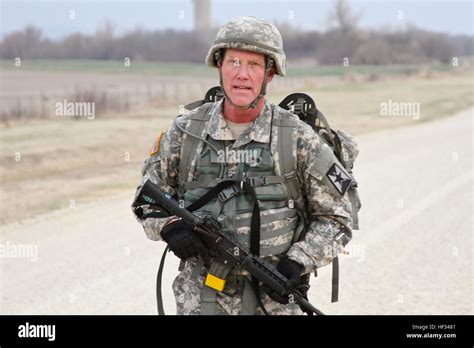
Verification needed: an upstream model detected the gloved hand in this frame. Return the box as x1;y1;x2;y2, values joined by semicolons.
160;219;209;260
263;256;304;304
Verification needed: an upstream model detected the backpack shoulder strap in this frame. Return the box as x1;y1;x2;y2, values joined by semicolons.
272;105;301;201
177;103;214;193
272;105;299;175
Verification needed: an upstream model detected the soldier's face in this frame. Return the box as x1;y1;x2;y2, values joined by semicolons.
220;48;274;107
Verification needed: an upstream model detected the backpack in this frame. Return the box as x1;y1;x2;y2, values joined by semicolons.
277;92;361;230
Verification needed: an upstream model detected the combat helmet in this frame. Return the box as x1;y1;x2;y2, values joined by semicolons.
205;16;286;109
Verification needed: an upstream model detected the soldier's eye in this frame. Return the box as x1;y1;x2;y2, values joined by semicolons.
232;58;240;67
249;62;262;69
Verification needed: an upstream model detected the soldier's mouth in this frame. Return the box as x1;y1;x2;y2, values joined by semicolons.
232;86;252;92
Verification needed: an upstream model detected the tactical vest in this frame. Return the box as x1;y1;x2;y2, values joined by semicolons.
177;102;306;258
154;99;357;314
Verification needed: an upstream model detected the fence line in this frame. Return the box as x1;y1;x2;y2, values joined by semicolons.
0;77;321;120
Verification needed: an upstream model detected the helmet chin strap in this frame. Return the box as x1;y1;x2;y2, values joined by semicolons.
218;56;273;110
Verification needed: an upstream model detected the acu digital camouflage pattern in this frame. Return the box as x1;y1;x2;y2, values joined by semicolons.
206;16;286;76
132;99;353;315
172;261;303;315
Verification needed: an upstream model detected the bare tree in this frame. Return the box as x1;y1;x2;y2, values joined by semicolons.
1;26;43;58
327;0;360;34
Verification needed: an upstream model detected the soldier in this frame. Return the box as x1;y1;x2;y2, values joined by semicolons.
132;16;353;315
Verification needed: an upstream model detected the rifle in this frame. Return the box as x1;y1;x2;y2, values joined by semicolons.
136;179;324;315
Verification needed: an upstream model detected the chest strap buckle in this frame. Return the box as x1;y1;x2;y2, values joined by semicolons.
217;184;241;202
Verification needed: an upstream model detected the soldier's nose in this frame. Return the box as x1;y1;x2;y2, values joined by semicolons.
235;65;250;79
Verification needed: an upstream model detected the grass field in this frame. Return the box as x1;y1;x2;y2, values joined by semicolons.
0;59;461;77
0;61;473;224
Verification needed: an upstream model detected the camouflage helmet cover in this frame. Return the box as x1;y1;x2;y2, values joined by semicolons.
206;16;286;76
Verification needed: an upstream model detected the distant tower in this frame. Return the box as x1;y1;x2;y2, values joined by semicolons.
193;0;211;32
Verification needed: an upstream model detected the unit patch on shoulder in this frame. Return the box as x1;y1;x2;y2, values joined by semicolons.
326;163;352;195
149;132;164;156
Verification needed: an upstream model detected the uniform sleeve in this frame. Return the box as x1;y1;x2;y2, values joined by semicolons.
131;117;186;241
286;124;353;274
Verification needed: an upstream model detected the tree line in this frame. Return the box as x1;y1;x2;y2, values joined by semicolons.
1;22;472;65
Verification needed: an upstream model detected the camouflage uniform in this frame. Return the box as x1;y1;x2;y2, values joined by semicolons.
132;17;353;315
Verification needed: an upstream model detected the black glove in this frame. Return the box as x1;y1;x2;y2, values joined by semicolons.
263;257;304;304
160;220;209;260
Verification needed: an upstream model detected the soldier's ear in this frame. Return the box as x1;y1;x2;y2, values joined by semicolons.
267;67;276;82
216;49;226;67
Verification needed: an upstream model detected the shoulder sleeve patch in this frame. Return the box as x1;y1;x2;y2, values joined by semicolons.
149;132;164;156
306;141;352;196
326;163;352;195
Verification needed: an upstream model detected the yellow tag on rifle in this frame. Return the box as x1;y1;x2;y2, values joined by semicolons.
205;273;226;292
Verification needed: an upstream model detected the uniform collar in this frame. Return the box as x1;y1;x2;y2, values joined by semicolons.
207;99;272;148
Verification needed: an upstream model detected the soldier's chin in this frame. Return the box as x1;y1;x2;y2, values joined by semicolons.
229;95;254;107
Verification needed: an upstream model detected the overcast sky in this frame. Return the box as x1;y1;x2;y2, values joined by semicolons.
1;0;473;39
